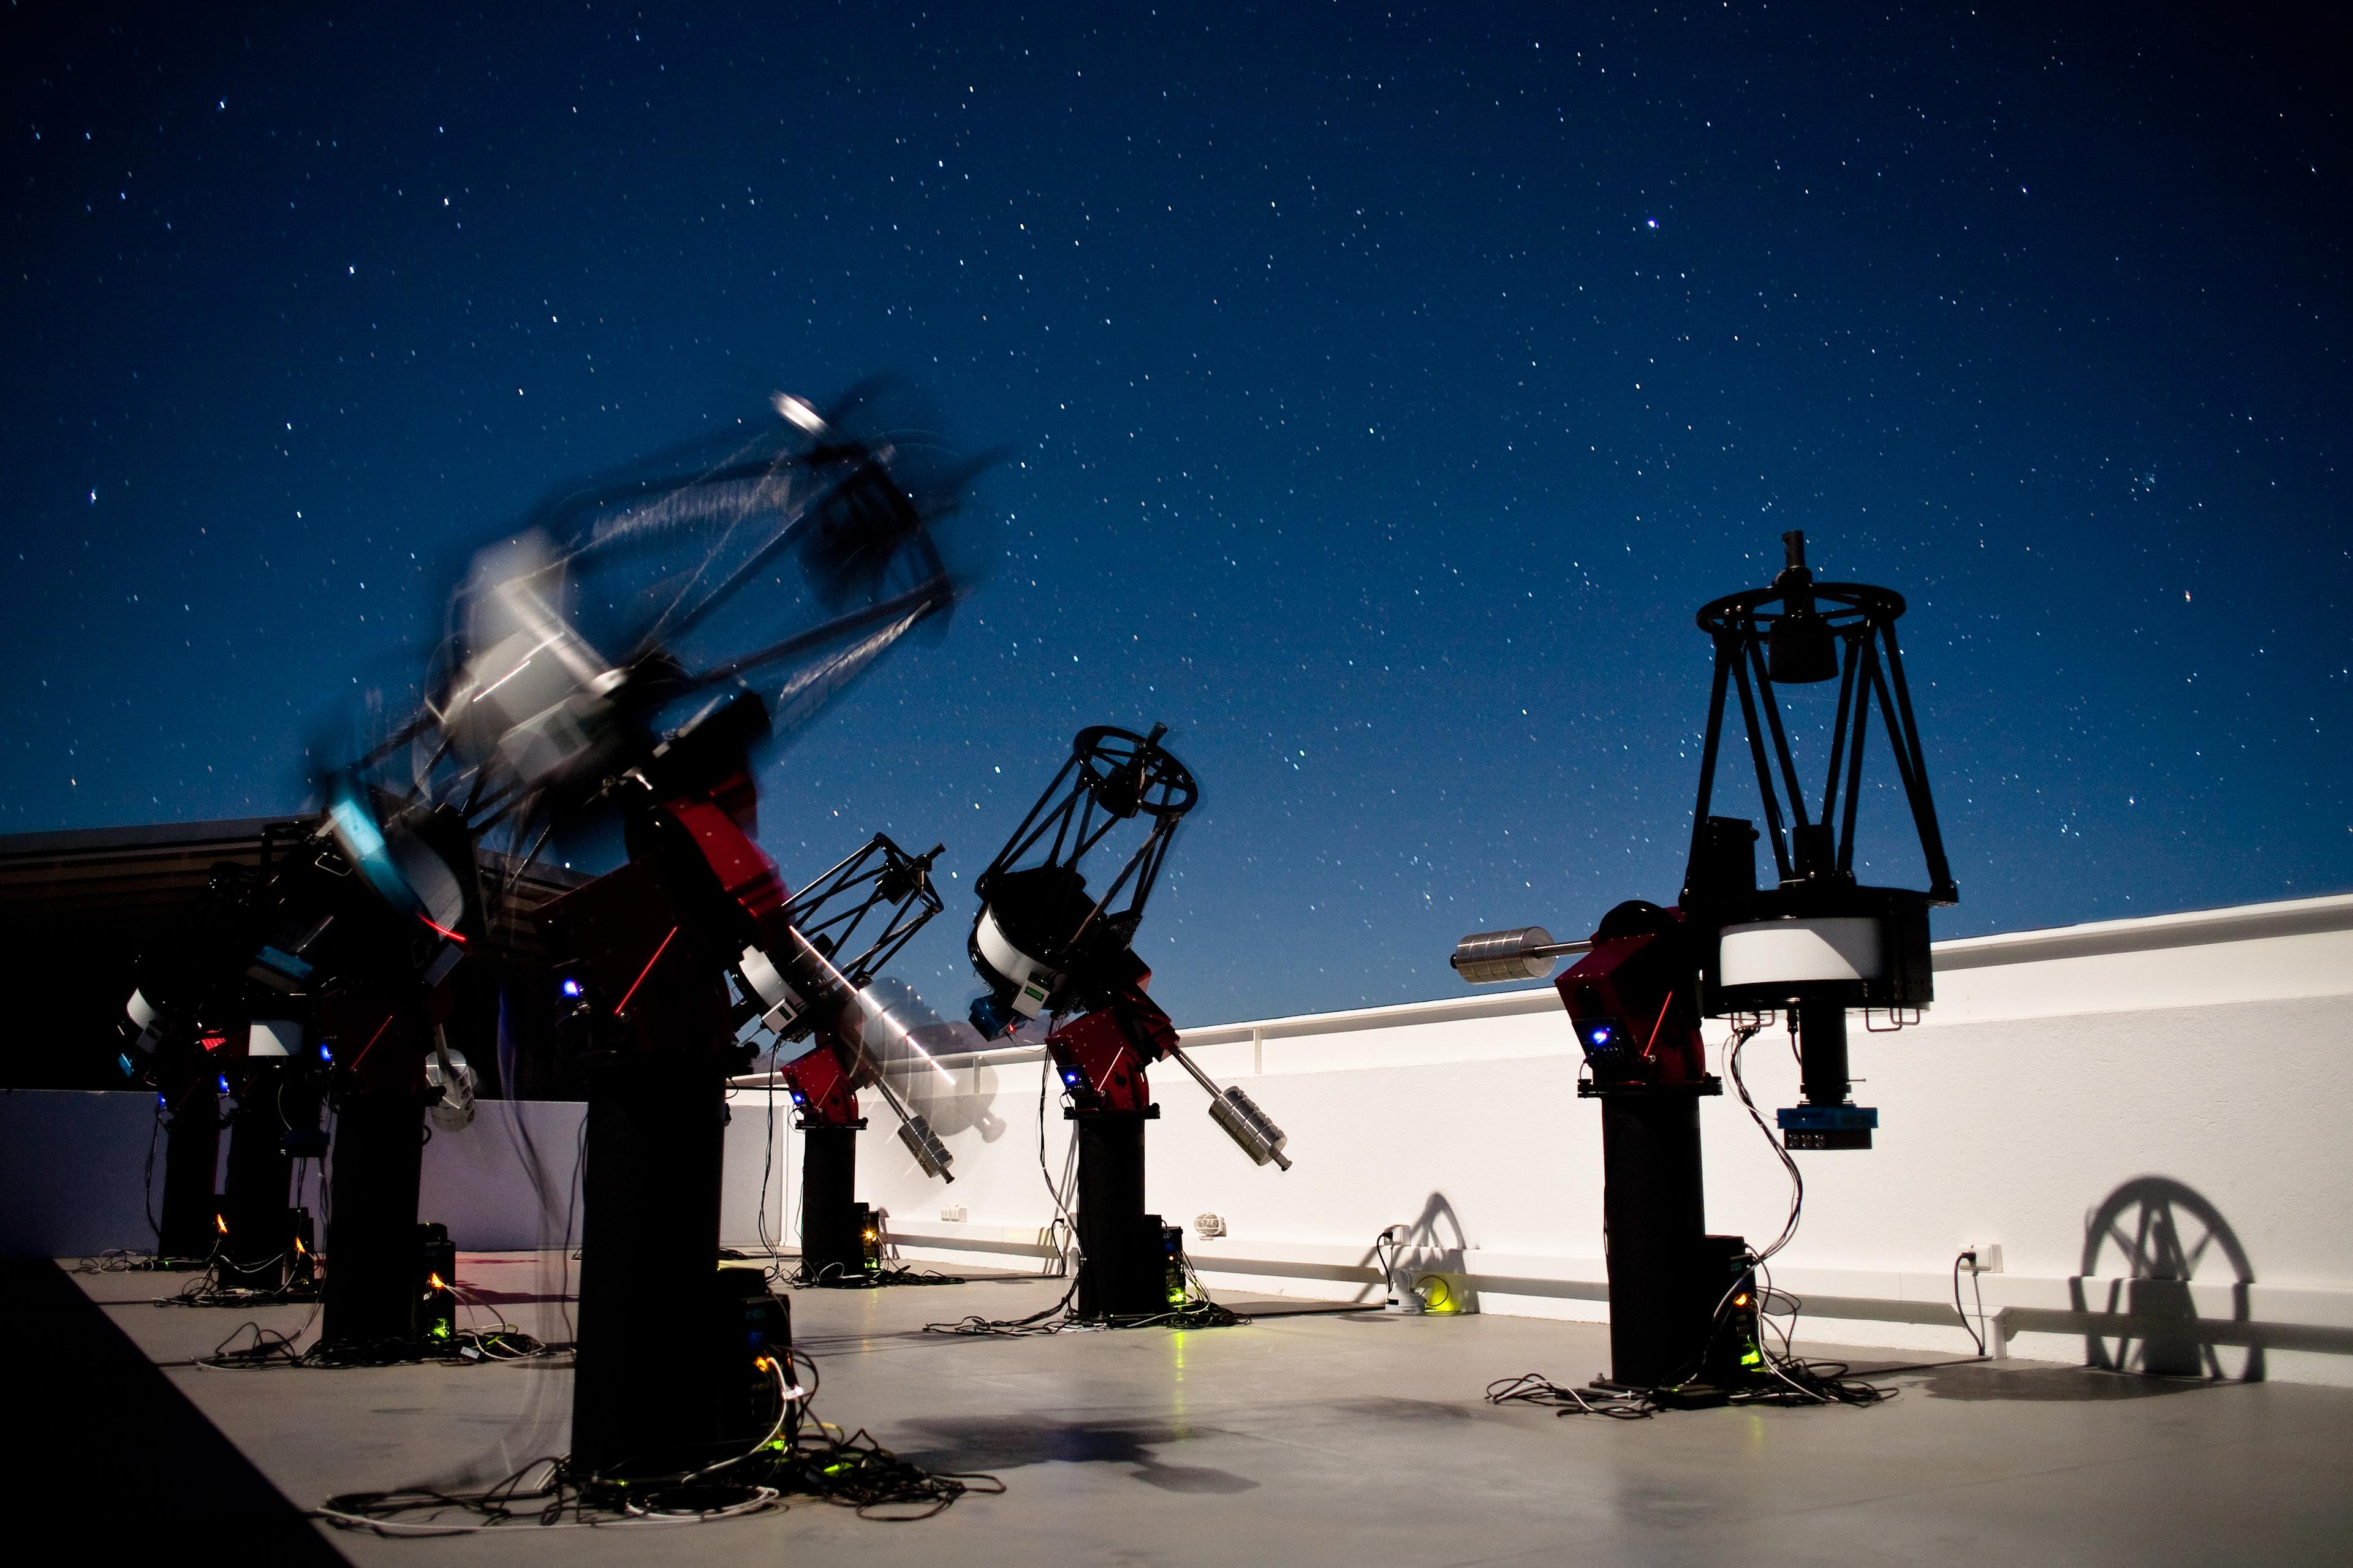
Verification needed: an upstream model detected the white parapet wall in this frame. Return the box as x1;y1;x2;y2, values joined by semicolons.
7;895;2347;1386
847;895;2353;1387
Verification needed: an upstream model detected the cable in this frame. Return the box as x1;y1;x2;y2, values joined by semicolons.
1488;1021;1895;1417
195;1312;559;1370
923;1273;1082;1336
314;1346;1000;1532
1725;1021;1803;1263
143;1103;163;1249
1035;1050;1080;1274
759;1069;782;1262
445;1284;564;1361
1048;1123;1081;1276
740;1053;789;1277
1373;1225;1403;1301
77;1248;166;1274
556;1107;586;1341
783;1257;969;1290
1952;1249;1988;1356
922;1237;1241;1336
148;1230;324;1307
1487;1374;1658;1420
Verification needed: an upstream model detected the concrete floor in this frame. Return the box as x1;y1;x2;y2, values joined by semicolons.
60;1251;2353;1566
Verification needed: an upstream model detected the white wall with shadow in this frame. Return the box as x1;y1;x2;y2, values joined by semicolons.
862;895;2353;1387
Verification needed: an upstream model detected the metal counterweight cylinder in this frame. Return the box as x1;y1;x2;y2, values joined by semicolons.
870;1070;954;1180
1452;926;1561;983
1165;1044;1293;1170
1207;1086;1292;1170
1450;926;1595;984
894;1115;955;1181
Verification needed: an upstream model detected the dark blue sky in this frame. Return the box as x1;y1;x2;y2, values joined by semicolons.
6;2;2348;1025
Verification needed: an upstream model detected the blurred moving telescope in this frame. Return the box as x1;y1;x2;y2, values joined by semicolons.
118;380;985;1466
376;382;980;856
968;723;1290;1319
513;384;985;1476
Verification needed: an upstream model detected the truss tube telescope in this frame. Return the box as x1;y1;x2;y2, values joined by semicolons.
730;833;956;1284
967;723;1290;1318
1682;529;1957;1148
1449;529;1957;1398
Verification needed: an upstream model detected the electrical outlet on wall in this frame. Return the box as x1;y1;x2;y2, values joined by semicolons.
941;1203;967;1223
1193;1213;1226;1238
1961;1242;2003;1273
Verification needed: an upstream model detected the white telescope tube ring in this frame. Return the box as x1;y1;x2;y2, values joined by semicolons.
974;906;1065;1018
1718;916;1886;988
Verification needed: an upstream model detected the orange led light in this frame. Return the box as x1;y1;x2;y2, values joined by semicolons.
428;1272;447;1291
214;1214;228;1234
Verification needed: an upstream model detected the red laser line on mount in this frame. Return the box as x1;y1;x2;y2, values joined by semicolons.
614;925;680;1016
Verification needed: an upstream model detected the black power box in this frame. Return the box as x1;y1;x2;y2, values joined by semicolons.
1159;1224;1189;1311
714;1264;797;1452
1697;1233;1764;1388
417;1221;457;1343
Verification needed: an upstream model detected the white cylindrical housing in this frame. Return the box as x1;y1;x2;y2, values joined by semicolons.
974;906;1065;1017
738;944;800;1011
1718;915;1886;988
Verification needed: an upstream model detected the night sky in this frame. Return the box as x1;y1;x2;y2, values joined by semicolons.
6;3;2348;1027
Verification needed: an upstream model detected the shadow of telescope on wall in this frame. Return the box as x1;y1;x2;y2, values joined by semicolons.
1922;1173;2353;1401
2072;1175;2264;1384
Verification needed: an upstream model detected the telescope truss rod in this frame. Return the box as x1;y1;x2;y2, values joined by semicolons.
680;577;954;694
1727;638;1795;881
635;480;812;657
1744;633;1814;833
783;836;944;986
1874;622;1958;902
1066;812;1177;950
1682;638;1737;906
